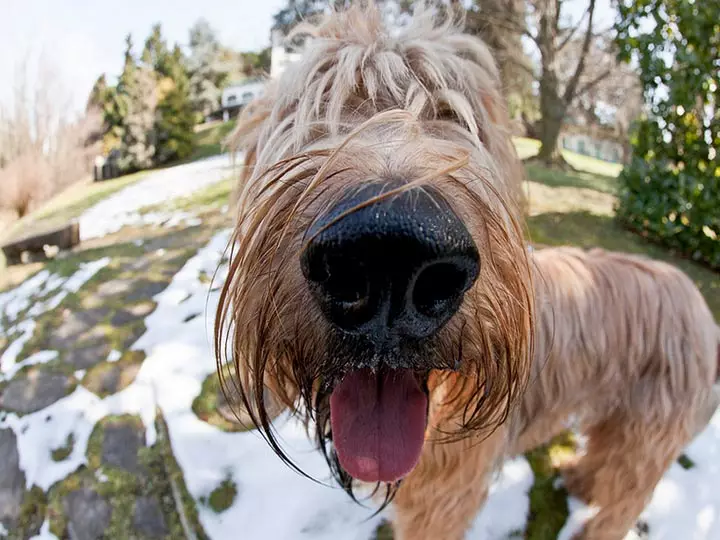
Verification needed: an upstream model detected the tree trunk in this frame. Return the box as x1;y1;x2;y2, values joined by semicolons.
536;71;568;168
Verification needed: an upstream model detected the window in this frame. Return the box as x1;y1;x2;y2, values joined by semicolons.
227;95;236;104
241;91;254;102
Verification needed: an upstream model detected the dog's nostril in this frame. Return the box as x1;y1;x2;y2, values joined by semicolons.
412;261;469;318
320;255;370;306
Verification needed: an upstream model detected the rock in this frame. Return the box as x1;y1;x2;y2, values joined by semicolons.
84;362;140;397
1;371;73;413
110;309;143;327
128;302;155;317
133;496;168;537
96;278;133;298
101;421;144;476
49;308;111;349
126;281;167;303
0;429;25;531
63;488;111;540
65;341;109;370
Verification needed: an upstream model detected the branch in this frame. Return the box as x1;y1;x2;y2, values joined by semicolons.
554;0;564;32
563;0;597;104
506;54;538;77
557;6;590;51
575;68;613;97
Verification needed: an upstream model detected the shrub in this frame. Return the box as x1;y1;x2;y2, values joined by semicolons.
614;0;719;269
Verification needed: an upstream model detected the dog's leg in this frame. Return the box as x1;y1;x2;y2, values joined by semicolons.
391;427;507;540
565;411;690;540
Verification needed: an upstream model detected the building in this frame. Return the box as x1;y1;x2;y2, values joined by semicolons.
220;79;265;120
560;127;624;164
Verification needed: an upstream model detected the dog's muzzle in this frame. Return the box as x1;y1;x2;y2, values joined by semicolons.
301;184;479;347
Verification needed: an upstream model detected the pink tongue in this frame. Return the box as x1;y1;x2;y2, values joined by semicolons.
330;369;427;483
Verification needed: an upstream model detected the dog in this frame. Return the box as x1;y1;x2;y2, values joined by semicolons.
215;4;720;539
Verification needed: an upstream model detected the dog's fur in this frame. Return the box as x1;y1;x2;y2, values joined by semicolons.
216;4;720;539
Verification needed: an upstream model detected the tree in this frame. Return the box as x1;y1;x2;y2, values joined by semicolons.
0;57;100;217
614;0;720;268
187;19;230;118
461;0;536;120
154;45;195;164
117;35;157;171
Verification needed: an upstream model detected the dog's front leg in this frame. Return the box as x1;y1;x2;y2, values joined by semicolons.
391;427;507;540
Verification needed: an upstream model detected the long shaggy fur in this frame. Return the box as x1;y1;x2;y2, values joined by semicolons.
216;3;720;538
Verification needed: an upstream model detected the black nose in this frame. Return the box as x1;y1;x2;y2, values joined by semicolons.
300;184;479;343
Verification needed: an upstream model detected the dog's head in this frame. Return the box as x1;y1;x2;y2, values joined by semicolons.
216;3;534;497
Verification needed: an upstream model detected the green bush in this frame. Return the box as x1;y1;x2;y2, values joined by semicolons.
614;0;719;269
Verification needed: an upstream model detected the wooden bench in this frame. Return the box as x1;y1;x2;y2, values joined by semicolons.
1;222;80;265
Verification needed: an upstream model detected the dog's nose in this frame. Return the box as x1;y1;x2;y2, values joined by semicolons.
301;185;479;342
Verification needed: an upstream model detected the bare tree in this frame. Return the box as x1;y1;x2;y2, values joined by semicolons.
0;56;100;219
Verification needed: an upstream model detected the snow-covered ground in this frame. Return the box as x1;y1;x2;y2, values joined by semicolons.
1;227;718;539
78;154;235;241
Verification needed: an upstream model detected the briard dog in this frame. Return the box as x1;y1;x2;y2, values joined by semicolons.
215;4;719;539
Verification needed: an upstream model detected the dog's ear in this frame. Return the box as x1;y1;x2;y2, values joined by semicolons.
227;93;273;207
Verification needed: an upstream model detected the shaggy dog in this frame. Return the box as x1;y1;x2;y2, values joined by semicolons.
215;4;720;539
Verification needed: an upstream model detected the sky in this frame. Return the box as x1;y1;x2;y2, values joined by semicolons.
0;0;286;113
0;0;615;115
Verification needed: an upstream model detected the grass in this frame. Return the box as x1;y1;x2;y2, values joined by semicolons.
3;170;148;246
187;120;237;162
525;163;618;194
513;137;623;178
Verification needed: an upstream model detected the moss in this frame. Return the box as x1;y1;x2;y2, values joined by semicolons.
374;520;395;540
153;411;210;539
207;476;237;514
677;453;695;469
523;432;575;540
13;485;47;539
51;433;75;462
82;352;144;398
191;365;259;433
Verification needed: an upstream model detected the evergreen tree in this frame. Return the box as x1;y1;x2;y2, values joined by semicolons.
154;44;196;164
186;19;229;118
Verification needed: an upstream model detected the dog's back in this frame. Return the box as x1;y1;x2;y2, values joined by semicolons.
513;246;719;451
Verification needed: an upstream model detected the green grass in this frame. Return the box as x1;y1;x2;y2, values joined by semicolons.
525;163;618;194
3;171;148;245
187;120;237;162
513;137;623;178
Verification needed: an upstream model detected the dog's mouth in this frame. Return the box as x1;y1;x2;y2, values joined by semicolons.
329;368;428;483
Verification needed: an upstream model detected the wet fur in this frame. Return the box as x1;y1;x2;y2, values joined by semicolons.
216;3;720;538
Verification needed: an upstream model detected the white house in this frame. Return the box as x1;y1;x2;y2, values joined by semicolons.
221;80;265;111
561;132;623;163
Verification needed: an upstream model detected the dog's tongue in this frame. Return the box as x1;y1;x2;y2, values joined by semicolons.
330;369;427;483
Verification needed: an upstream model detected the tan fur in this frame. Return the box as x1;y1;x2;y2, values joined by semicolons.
217;4;720;539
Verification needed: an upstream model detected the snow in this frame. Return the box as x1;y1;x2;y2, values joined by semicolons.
0;257;110;378
78;155;234;241
1;226;719;538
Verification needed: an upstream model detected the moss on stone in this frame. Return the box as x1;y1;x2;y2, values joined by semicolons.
13;485;47;539
523;432;575;540
207;476;237;514
677;453;695;469
51;433;75;462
